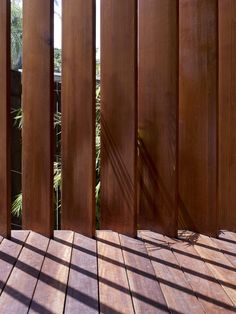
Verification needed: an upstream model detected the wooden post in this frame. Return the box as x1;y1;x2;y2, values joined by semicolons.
0;0;11;238
61;0;96;236
219;0;236;231
100;0;137;236
179;0;218;235
22;0;54;237
138;0;178;237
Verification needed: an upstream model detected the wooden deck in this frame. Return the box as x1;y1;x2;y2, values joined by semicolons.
0;230;235;313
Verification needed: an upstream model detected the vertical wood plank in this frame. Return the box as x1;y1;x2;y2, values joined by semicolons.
179;0;218;235
22;0;54;237
138;0;178;236
0;0;11;238
61;0;96;236
100;0;137;236
219;0;236;231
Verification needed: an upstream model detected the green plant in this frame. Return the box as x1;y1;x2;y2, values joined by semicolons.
11;0;22;69
12;84;101;227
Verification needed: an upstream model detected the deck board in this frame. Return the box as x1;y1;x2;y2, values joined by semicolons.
179;231;236;306
0;230;235;313
119;234;168;313
64;233;98;313
140;231;204;314
169;235;234;313
28;231;73;314
97;231;134;314
0;232;48;314
0;231;29;296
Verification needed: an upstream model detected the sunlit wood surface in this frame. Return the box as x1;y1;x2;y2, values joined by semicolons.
0;230;235;313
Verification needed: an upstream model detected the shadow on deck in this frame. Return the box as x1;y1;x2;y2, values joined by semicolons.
0;230;235;313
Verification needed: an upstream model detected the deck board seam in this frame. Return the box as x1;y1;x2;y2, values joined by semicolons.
0;230;30;298
95;233;100;314
173;236;233;312
164;235;206;313
27;232;51;313
63;231;75;314
190;235;236;308
139;232;172;313
118;233;136;314
211;236;236;269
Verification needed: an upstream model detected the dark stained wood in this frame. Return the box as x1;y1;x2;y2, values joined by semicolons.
179;0;218;235
0;0;11;238
183;232;236;306
97;231;134;313
170;236;234;313
0;231;235;312
61;0;96;236
100;0;137;235
213;231;236;270
0;231;29;295
64;233;98;313
22;0;54;237
140;231;204;313
119;234;168;313
218;0;236;231
28;231;73;314
0;232;49;313
138;0;178;237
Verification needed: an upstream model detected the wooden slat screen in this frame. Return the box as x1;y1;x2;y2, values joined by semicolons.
1;0;236;237
179;0;218;236
138;0;178;237
22;0;54;237
100;0;137;236
0;0;11;238
61;0;96;236
219;0;236;231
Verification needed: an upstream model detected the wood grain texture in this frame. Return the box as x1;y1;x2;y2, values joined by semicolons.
97;231;134;314
22;0;54;237
119;234;168;313
64;233;98;313
183;232;236;306
170;236;234;313
0;231;29;296
0;0;11;238
29;231;73;314
179;0;218;235
0;232;49;314
213;231;236;270
218;0;236;231
61;0;96;236
100;0;137;235
141;231;204;314
138;0;178;237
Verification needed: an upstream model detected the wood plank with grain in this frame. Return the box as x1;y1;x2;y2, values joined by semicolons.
179;0;218;235
0;0;11;238
218;0;236;231
119;234;168;313
100;0;137;236
0;232;49;314
97;231;134;314
180;232;236;306
213;231;236;269
138;0;178;237
22;0;54;237
61;0;96;236
140;231;204;314
64;233;98;313
28;231;73;314
0;231;29;296
170;236;234;313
